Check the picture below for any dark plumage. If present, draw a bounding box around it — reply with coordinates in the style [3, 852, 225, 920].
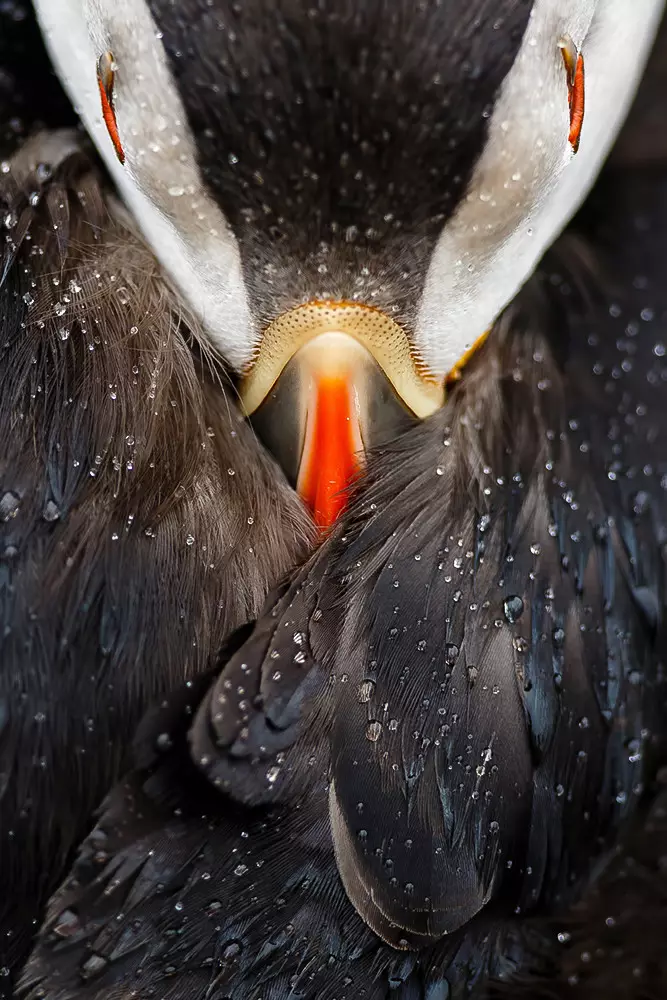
[0, 138, 314, 986]
[20, 152, 667, 996]
[0, 0, 75, 155]
[146, 0, 532, 327]
[0, 1, 665, 996]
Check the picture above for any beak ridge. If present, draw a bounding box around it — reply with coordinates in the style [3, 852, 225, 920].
[242, 302, 443, 528]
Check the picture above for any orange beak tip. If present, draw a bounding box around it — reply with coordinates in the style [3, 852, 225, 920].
[297, 374, 362, 531]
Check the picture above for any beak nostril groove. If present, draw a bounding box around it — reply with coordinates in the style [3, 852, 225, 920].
[240, 300, 444, 420]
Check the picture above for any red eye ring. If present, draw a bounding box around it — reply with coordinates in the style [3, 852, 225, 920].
[559, 35, 585, 154]
[97, 51, 125, 165]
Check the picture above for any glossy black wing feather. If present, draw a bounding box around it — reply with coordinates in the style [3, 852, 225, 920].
[19, 88, 667, 1000]
[21, 667, 527, 1000]
[23, 217, 667, 994]
[188, 567, 331, 807]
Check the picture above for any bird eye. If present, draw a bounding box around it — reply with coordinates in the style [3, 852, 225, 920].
[559, 35, 585, 154]
[97, 51, 125, 165]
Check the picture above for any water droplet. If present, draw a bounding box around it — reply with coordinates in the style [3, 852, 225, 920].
[43, 500, 60, 522]
[234, 864, 248, 876]
[266, 765, 281, 784]
[54, 301, 66, 317]
[0, 491, 20, 522]
[52, 909, 80, 938]
[445, 643, 459, 665]
[222, 940, 241, 960]
[58, 326, 70, 341]
[358, 679, 375, 703]
[156, 732, 172, 751]
[80, 954, 108, 980]
[185, 534, 195, 546]
[503, 595, 524, 624]
[366, 720, 383, 742]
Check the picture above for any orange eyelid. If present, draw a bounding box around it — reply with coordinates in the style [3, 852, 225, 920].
[559, 35, 585, 154]
[567, 53, 585, 153]
[96, 51, 125, 165]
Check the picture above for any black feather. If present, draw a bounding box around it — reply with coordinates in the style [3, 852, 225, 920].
[21, 156, 667, 997]
[0, 139, 314, 984]
[145, 0, 532, 327]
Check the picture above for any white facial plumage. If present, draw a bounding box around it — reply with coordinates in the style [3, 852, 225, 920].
[33, 0, 253, 370]
[33, 0, 665, 378]
[416, 0, 665, 377]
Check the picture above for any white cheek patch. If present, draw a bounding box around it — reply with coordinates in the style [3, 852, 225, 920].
[416, 0, 665, 380]
[33, 0, 253, 371]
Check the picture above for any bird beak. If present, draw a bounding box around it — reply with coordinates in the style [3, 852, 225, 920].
[240, 302, 444, 530]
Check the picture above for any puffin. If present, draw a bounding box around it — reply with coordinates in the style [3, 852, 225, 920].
[29, 0, 666, 527]
[0, 0, 664, 995]
[19, 153, 667, 997]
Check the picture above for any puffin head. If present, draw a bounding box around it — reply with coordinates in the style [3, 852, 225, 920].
[32, 0, 661, 526]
